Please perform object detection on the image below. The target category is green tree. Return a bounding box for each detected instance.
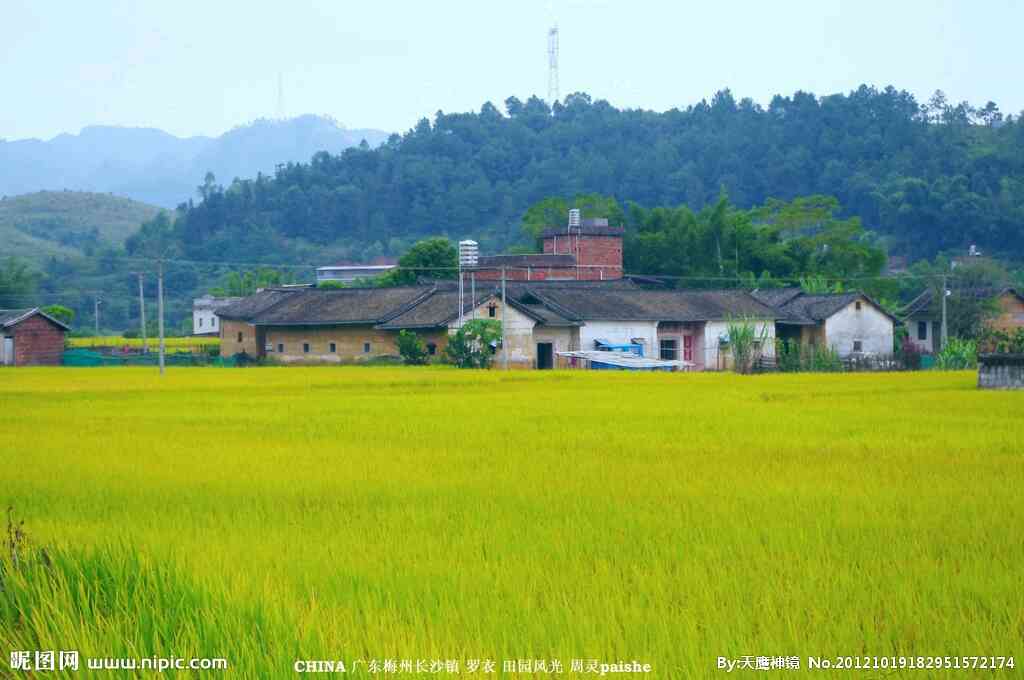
[41,305,74,326]
[396,330,430,365]
[444,319,502,368]
[0,257,38,308]
[384,238,458,286]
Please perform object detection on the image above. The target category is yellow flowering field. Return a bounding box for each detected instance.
[67,336,220,350]
[0,368,1021,678]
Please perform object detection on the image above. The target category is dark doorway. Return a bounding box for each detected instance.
[537,342,554,369]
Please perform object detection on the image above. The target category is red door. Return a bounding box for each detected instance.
[683,335,694,362]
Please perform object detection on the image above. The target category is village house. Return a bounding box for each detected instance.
[215,280,779,370]
[192,295,242,336]
[900,287,1024,353]
[0,308,70,366]
[752,288,896,357]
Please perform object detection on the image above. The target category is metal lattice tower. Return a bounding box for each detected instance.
[547,25,559,104]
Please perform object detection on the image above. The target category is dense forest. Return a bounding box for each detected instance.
[130,85,1024,265]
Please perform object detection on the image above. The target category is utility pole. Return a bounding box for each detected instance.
[940,275,948,349]
[137,272,148,354]
[94,296,102,336]
[501,266,508,370]
[157,259,166,375]
[470,272,476,319]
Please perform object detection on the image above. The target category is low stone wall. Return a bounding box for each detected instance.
[978,354,1024,390]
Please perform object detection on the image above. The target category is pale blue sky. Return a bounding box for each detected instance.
[2,0,1020,140]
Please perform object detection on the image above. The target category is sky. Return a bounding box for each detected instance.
[1,0,1021,141]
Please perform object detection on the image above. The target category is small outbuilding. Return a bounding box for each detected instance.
[0,308,71,366]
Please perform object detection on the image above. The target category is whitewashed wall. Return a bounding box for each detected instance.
[824,300,894,356]
[448,297,538,366]
[578,321,659,357]
[193,308,220,335]
[702,319,776,370]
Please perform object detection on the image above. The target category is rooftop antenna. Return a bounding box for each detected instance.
[547,24,560,104]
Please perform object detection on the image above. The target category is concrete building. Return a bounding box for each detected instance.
[0,308,70,366]
[753,288,896,357]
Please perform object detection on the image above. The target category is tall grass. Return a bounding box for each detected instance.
[1,368,1022,678]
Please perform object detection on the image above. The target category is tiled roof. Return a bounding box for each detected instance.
[218,280,783,331]
[517,288,777,322]
[0,307,71,330]
[215,289,299,321]
[751,287,804,308]
[248,287,433,326]
[760,290,898,324]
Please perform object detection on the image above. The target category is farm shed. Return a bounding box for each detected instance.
[0,308,70,366]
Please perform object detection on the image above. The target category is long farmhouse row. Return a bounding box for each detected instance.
[216,278,896,370]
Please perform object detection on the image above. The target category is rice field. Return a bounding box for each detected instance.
[1,368,1021,678]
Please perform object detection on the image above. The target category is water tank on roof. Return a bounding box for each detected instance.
[458,240,479,267]
[568,208,581,228]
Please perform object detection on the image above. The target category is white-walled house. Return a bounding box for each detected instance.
[753,288,895,357]
[193,295,241,336]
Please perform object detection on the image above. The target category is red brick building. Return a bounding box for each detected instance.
[473,218,624,282]
[0,308,70,366]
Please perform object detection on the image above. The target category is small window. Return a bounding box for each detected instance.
[488,305,497,318]
[853,340,863,352]
[329,342,337,353]
[659,338,678,361]
[198,317,203,327]
[237,332,243,343]
[303,343,310,353]
[363,342,371,353]
[277,343,284,353]
[855,301,862,311]
[917,321,927,341]
[427,342,437,356]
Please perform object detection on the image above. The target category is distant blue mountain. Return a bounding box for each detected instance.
[0,115,389,208]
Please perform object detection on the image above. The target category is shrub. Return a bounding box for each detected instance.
[936,338,977,370]
[397,330,430,365]
[443,319,502,369]
[725,318,769,374]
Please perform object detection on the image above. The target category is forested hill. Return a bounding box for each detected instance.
[136,86,1024,264]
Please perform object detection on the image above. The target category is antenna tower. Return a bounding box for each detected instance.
[547,25,560,104]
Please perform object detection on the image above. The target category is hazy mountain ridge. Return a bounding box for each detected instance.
[0,115,390,208]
